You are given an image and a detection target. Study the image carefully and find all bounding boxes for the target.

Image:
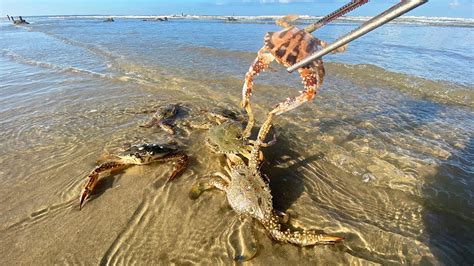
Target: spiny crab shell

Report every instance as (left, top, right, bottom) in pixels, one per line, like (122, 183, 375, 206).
(205, 120, 249, 155)
(116, 143, 178, 163)
(226, 163, 273, 221)
(157, 103, 181, 120)
(264, 26, 325, 69)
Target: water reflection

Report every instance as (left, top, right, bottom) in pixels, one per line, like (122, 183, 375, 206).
(423, 136, 474, 264)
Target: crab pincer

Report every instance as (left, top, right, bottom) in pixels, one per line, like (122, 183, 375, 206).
(78, 143, 188, 210)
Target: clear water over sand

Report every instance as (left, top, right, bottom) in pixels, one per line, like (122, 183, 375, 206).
(0, 17, 473, 264)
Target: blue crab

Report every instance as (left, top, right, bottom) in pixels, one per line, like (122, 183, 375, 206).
(200, 107, 275, 161)
(140, 103, 181, 134)
(79, 143, 188, 209)
(192, 116, 343, 248)
(241, 15, 347, 135)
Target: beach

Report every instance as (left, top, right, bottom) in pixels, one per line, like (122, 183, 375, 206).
(0, 16, 473, 264)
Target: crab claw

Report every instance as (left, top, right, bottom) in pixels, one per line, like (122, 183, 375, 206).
(79, 188, 91, 210)
(79, 172, 99, 210)
(316, 235, 345, 244)
(166, 153, 189, 181)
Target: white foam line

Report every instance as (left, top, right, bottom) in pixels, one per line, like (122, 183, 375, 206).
(36, 15, 474, 26)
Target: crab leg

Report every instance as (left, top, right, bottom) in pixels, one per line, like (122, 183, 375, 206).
(79, 151, 187, 209)
(241, 47, 275, 138)
(189, 173, 229, 199)
(79, 161, 130, 210)
(140, 119, 175, 135)
(139, 118, 158, 128)
(208, 175, 229, 191)
(249, 66, 318, 169)
(158, 121, 175, 135)
(249, 112, 275, 169)
(262, 214, 344, 246)
(270, 67, 319, 116)
(320, 40, 348, 54)
(248, 131, 277, 148)
(242, 104, 255, 139)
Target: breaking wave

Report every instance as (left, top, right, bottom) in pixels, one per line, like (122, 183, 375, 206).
(32, 15, 474, 28)
(326, 62, 474, 108)
(1, 49, 151, 85)
(185, 45, 474, 108)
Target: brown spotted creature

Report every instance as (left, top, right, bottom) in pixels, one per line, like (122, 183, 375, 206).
(79, 143, 188, 210)
(241, 15, 347, 136)
(191, 116, 343, 248)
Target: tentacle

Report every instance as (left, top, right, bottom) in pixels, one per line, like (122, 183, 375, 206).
(241, 47, 275, 138)
(79, 161, 129, 210)
(262, 214, 344, 246)
(162, 152, 189, 181)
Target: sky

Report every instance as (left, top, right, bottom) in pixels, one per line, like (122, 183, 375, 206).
(1, 0, 473, 18)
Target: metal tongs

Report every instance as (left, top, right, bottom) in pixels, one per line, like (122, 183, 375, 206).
(287, 0, 428, 73)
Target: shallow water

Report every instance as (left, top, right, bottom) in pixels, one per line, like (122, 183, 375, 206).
(0, 17, 473, 264)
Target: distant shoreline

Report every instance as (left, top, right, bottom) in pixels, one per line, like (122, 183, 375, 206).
(6, 14, 473, 27)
